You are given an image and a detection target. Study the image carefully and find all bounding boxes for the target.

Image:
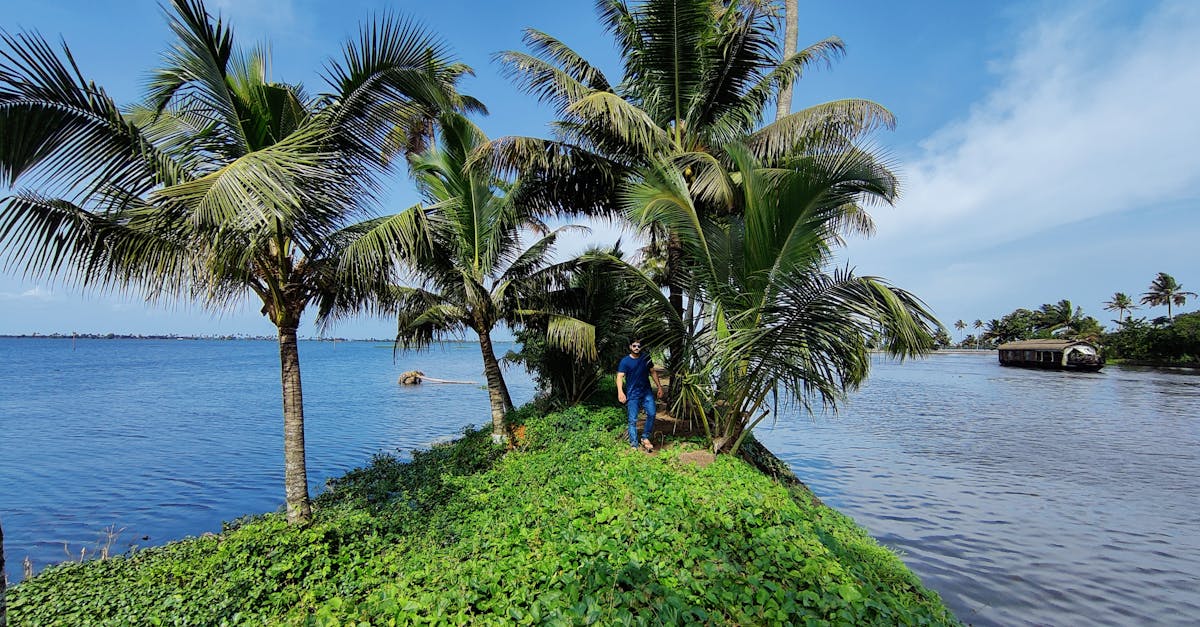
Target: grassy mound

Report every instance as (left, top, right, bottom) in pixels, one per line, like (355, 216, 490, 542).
(10, 406, 959, 625)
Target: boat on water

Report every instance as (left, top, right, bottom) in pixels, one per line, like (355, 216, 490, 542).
(997, 339, 1104, 372)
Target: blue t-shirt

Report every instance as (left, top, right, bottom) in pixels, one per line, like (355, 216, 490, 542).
(618, 354, 654, 395)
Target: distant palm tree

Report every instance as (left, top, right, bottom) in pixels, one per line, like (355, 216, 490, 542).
(0, 0, 468, 523)
(954, 319, 966, 344)
(1103, 292, 1136, 323)
(1140, 273, 1196, 320)
(1038, 299, 1084, 336)
(374, 113, 593, 442)
(973, 319, 983, 347)
(982, 318, 1003, 345)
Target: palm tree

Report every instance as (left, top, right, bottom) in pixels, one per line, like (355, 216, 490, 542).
(491, 0, 894, 377)
(0, 0, 468, 523)
(954, 319, 966, 344)
(1140, 272, 1196, 320)
(981, 319, 1003, 345)
(367, 113, 592, 442)
(1037, 299, 1083, 336)
(615, 144, 936, 455)
(1103, 292, 1135, 323)
(973, 319, 983, 347)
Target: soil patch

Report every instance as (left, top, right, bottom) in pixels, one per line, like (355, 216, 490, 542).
(676, 450, 715, 468)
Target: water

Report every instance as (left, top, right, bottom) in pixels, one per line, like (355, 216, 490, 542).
(756, 352, 1200, 626)
(2, 342, 1198, 625)
(0, 337, 535, 581)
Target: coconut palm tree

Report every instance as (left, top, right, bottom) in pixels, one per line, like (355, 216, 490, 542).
(0, 0, 469, 523)
(981, 318, 1003, 346)
(1103, 292, 1136, 324)
(1037, 299, 1084, 336)
(491, 0, 894, 377)
(973, 319, 983, 347)
(1140, 272, 1196, 320)
(954, 319, 966, 344)
(493, 0, 883, 210)
(363, 113, 592, 442)
(612, 144, 936, 455)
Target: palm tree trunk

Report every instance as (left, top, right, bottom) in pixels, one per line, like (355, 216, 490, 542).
(478, 330, 513, 443)
(278, 323, 312, 524)
(775, 0, 799, 121)
(666, 233, 685, 380)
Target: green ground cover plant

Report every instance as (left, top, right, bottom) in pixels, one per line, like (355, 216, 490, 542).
(9, 407, 958, 625)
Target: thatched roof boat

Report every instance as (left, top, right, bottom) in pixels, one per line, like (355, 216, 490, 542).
(997, 339, 1103, 372)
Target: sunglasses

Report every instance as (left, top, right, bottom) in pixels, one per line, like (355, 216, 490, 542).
(631, 343, 641, 348)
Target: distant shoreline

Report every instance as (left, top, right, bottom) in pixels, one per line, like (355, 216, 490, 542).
(0, 333, 358, 341)
(0, 334, 515, 343)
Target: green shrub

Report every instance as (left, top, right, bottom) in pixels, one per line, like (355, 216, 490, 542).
(10, 407, 958, 626)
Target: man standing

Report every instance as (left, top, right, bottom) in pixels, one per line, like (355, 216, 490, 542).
(617, 339, 664, 451)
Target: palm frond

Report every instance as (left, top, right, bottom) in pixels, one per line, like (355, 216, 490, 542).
(689, 0, 785, 133)
(323, 12, 462, 171)
(545, 313, 598, 361)
(0, 191, 197, 300)
(475, 135, 629, 218)
(0, 30, 189, 196)
(565, 91, 670, 161)
(745, 99, 895, 166)
(148, 0, 245, 153)
(705, 36, 846, 145)
(150, 119, 343, 238)
(497, 26, 613, 116)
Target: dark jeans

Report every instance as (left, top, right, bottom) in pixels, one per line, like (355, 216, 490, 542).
(626, 388, 656, 446)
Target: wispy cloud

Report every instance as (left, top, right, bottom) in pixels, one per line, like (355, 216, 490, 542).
(0, 286, 60, 301)
(844, 1, 1200, 323)
(859, 1, 1200, 259)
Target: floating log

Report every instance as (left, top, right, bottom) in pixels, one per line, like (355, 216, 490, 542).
(398, 370, 476, 385)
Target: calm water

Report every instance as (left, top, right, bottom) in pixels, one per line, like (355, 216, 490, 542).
(0, 337, 535, 581)
(758, 352, 1200, 626)
(1, 341, 1197, 625)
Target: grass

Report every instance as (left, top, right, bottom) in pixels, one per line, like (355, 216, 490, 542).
(9, 405, 959, 625)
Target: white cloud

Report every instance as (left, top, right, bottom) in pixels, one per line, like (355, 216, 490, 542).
(0, 286, 59, 301)
(845, 1, 1200, 325)
(861, 1, 1200, 258)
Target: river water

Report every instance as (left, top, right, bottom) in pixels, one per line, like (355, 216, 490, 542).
(757, 352, 1200, 626)
(1, 340, 1197, 625)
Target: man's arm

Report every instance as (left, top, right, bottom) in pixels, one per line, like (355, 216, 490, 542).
(652, 368, 663, 398)
(616, 372, 626, 403)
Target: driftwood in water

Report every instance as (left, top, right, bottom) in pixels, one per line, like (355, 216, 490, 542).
(398, 370, 476, 385)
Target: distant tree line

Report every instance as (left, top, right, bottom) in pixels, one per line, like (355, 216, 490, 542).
(954, 272, 1196, 364)
(953, 299, 1102, 348)
(1102, 272, 1198, 364)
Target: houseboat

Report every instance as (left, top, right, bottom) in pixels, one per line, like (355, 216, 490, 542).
(997, 339, 1104, 372)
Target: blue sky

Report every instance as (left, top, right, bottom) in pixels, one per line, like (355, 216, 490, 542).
(2, 0, 1197, 339)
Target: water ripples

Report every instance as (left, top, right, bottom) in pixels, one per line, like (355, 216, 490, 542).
(757, 353, 1200, 626)
(3, 342, 1198, 625)
(0, 338, 534, 581)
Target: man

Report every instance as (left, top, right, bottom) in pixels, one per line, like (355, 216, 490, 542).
(616, 338, 664, 451)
